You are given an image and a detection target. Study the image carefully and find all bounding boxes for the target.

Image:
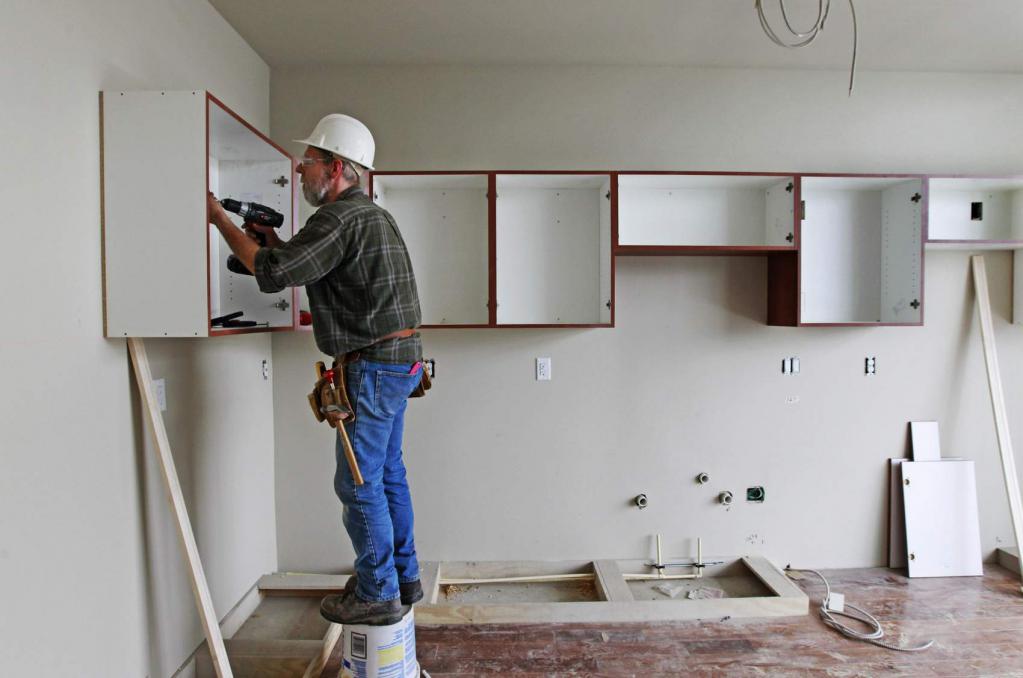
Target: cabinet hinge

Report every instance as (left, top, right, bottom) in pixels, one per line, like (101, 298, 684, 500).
(910, 299, 920, 309)
(605, 191, 611, 200)
(273, 298, 290, 311)
(800, 200, 806, 220)
(273, 175, 289, 187)
(606, 300, 612, 309)
(785, 182, 794, 193)
(785, 232, 794, 243)
(911, 193, 922, 203)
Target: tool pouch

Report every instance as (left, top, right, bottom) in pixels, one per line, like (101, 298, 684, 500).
(307, 362, 355, 428)
(410, 359, 434, 398)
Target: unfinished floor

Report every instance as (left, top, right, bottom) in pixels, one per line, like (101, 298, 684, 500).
(198, 564, 1023, 677)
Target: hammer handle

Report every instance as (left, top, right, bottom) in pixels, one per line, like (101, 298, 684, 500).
(337, 414, 364, 486)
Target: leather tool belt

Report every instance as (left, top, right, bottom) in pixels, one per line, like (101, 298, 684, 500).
(308, 329, 432, 425)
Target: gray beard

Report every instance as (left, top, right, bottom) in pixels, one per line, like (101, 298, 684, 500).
(302, 180, 329, 206)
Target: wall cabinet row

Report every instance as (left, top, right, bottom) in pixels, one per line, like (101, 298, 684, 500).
(101, 93, 1019, 337)
(102, 90, 298, 337)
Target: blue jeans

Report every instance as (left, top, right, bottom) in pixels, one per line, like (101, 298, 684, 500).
(334, 359, 422, 602)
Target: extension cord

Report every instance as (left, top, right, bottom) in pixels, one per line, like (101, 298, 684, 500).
(785, 567, 933, 652)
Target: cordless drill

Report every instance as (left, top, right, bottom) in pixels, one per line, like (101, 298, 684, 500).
(219, 199, 284, 275)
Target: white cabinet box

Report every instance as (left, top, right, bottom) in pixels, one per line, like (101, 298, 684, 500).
(927, 177, 1023, 247)
(799, 176, 924, 325)
(102, 90, 296, 337)
(371, 173, 490, 326)
(495, 173, 613, 326)
(616, 173, 796, 252)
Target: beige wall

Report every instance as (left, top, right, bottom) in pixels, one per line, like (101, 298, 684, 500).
(270, 65, 1023, 572)
(0, 1, 276, 676)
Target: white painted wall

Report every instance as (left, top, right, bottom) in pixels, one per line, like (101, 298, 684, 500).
(270, 66, 1023, 571)
(0, 2, 276, 676)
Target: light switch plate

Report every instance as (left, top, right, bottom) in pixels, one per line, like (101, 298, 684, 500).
(536, 357, 551, 381)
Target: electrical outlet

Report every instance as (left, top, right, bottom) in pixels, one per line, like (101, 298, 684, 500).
(536, 357, 551, 381)
(153, 378, 167, 412)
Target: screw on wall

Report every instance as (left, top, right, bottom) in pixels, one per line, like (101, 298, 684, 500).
(696, 472, 710, 485)
(746, 486, 765, 502)
(718, 491, 734, 506)
(634, 494, 648, 509)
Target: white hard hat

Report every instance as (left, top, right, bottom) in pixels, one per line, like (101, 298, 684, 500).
(294, 113, 375, 170)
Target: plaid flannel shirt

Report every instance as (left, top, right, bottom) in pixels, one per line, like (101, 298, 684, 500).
(253, 186, 422, 363)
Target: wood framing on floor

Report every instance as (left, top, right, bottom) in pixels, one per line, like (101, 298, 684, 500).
(199, 564, 1023, 677)
(258, 556, 807, 624)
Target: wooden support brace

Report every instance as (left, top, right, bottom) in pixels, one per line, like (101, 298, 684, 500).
(128, 339, 234, 677)
(972, 256, 1023, 593)
(302, 623, 342, 678)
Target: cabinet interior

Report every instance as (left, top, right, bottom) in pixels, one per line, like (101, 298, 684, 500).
(800, 177, 923, 324)
(928, 177, 1023, 246)
(207, 99, 294, 331)
(618, 174, 795, 248)
(495, 174, 612, 325)
(373, 174, 490, 326)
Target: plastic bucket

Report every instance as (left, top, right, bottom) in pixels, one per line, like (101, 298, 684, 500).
(339, 606, 418, 678)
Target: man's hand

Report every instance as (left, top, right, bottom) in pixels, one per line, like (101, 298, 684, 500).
(207, 192, 232, 228)
(207, 192, 260, 273)
(245, 222, 284, 248)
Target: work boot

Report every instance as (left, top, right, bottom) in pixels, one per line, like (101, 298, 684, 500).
(320, 591, 402, 626)
(343, 574, 424, 605)
(399, 579, 424, 605)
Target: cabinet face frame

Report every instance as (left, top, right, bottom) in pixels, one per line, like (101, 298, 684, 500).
(614, 171, 800, 255)
(926, 175, 1023, 249)
(368, 170, 616, 329)
(796, 173, 926, 327)
(101, 90, 297, 337)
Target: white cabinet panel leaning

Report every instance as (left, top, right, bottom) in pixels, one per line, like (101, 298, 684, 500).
(102, 90, 296, 337)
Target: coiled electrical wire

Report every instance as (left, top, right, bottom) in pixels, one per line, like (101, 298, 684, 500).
(785, 567, 934, 652)
(755, 0, 858, 96)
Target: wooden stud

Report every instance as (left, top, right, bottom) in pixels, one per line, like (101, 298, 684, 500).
(971, 255, 1023, 592)
(128, 338, 233, 677)
(301, 623, 341, 678)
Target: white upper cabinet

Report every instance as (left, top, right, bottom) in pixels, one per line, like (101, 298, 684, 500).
(102, 90, 296, 337)
(617, 173, 796, 251)
(372, 174, 490, 326)
(928, 177, 1023, 247)
(495, 174, 612, 326)
(800, 176, 924, 325)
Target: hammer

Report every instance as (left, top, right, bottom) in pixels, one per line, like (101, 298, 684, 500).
(316, 362, 364, 486)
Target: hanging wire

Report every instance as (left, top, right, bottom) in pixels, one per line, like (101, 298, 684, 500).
(755, 0, 858, 96)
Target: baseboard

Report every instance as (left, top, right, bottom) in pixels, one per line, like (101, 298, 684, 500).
(997, 546, 1020, 576)
(170, 579, 264, 678)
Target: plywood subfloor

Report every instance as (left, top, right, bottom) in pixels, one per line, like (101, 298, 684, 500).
(202, 565, 1023, 677)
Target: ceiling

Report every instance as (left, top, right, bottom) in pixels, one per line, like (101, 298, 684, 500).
(209, 0, 1023, 73)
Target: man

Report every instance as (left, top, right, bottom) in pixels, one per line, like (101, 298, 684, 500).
(207, 113, 423, 626)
